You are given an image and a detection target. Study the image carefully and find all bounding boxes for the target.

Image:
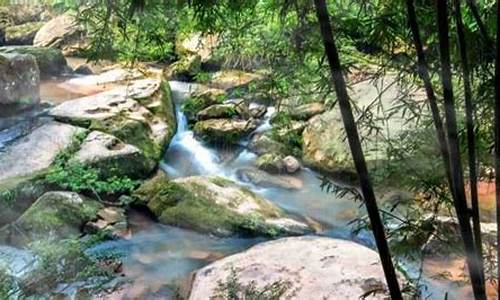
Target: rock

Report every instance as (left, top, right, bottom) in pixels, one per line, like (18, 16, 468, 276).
(280, 102, 325, 121)
(70, 131, 152, 178)
(134, 173, 311, 237)
(255, 153, 285, 173)
(50, 79, 176, 163)
(0, 53, 39, 112)
(63, 68, 142, 87)
(85, 207, 129, 239)
(249, 103, 267, 118)
(0, 46, 68, 78)
(248, 132, 286, 156)
(283, 155, 301, 173)
(4, 22, 44, 45)
(166, 55, 201, 81)
(0, 191, 102, 246)
(188, 236, 393, 300)
(236, 168, 303, 190)
(302, 110, 353, 174)
(74, 64, 94, 75)
(209, 70, 263, 92)
(182, 87, 226, 121)
(33, 12, 86, 55)
(193, 119, 257, 145)
(196, 103, 239, 120)
(176, 32, 219, 63)
(0, 121, 84, 225)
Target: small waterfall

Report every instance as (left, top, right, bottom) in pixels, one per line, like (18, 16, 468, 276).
(161, 81, 223, 177)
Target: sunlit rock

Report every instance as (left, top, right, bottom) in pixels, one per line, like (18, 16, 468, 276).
(50, 79, 176, 163)
(33, 12, 86, 55)
(134, 173, 312, 237)
(188, 236, 393, 300)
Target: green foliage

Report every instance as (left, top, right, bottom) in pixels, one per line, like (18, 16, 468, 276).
(213, 268, 291, 300)
(45, 132, 139, 195)
(270, 113, 303, 157)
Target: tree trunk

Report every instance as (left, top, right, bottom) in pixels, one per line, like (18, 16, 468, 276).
(452, 0, 484, 284)
(436, 0, 486, 298)
(312, 0, 402, 299)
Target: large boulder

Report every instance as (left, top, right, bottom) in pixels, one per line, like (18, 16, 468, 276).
(0, 46, 68, 78)
(0, 53, 39, 113)
(165, 55, 201, 81)
(4, 22, 44, 45)
(248, 132, 287, 156)
(188, 237, 393, 299)
(281, 102, 325, 121)
(176, 32, 219, 63)
(302, 109, 352, 174)
(196, 101, 249, 121)
(0, 121, 84, 225)
(193, 119, 257, 145)
(134, 174, 312, 237)
(50, 79, 176, 164)
(182, 87, 226, 122)
(70, 131, 152, 178)
(33, 12, 86, 55)
(0, 191, 102, 246)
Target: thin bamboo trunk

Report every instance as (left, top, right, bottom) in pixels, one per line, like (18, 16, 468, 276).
(405, 0, 454, 197)
(495, 0, 500, 297)
(313, 0, 402, 299)
(452, 0, 484, 285)
(436, 0, 486, 298)
(465, 0, 494, 49)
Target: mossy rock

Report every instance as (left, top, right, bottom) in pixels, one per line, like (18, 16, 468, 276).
(182, 88, 226, 121)
(0, 191, 102, 246)
(255, 153, 285, 174)
(166, 55, 202, 81)
(4, 22, 44, 45)
(0, 46, 68, 78)
(193, 119, 257, 145)
(134, 174, 312, 237)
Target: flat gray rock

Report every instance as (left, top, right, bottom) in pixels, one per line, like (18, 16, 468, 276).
(0, 121, 83, 185)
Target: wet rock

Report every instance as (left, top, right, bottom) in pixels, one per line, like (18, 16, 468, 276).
(176, 32, 219, 64)
(249, 103, 267, 118)
(283, 155, 301, 173)
(33, 12, 86, 55)
(236, 168, 303, 190)
(4, 22, 44, 45)
(255, 153, 285, 173)
(71, 131, 152, 178)
(182, 87, 226, 121)
(0, 46, 68, 78)
(193, 119, 257, 145)
(134, 173, 312, 237)
(247, 132, 286, 156)
(0, 191, 102, 246)
(74, 64, 94, 75)
(188, 236, 393, 300)
(0, 121, 84, 225)
(196, 103, 239, 120)
(0, 53, 39, 112)
(50, 79, 176, 163)
(60, 68, 143, 90)
(166, 55, 201, 81)
(85, 207, 129, 239)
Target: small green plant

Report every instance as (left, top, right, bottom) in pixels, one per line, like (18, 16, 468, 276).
(194, 71, 213, 83)
(270, 113, 303, 157)
(213, 268, 291, 300)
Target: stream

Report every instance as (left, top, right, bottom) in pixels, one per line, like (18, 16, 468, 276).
(0, 73, 475, 299)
